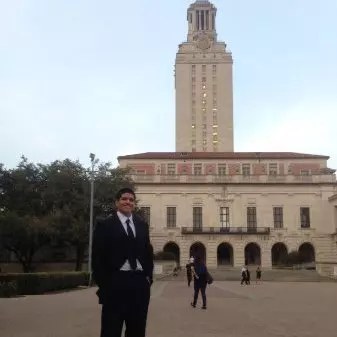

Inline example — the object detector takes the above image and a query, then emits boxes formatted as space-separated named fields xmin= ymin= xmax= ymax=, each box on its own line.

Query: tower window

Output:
xmin=201 ymin=11 xmax=205 ymax=30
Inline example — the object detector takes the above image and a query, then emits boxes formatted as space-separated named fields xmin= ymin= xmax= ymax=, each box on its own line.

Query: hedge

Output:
xmin=0 ymin=271 xmax=89 ymax=297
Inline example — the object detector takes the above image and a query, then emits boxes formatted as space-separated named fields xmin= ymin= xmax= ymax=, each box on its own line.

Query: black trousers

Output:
xmin=100 ymin=272 xmax=151 ymax=337
xmin=187 ymin=274 xmax=192 ymax=287
xmin=193 ymin=283 xmax=206 ymax=307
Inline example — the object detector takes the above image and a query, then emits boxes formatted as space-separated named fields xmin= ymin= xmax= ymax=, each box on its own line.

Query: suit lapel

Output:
xmin=132 ymin=215 xmax=143 ymax=240
xmin=111 ymin=212 xmax=128 ymax=238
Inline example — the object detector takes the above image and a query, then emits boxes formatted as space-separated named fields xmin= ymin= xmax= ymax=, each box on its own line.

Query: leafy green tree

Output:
xmin=0 ymin=212 xmax=51 ymax=272
xmin=45 ymin=159 xmax=135 ymax=270
xmin=0 ymin=157 xmax=52 ymax=272
xmin=0 ymin=156 xmax=135 ymax=272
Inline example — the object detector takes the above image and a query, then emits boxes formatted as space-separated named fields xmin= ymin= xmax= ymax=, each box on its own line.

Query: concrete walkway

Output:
xmin=1 ymin=281 xmax=337 ymax=337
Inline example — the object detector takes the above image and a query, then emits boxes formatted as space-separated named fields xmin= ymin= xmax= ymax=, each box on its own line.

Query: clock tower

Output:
xmin=175 ymin=0 xmax=234 ymax=153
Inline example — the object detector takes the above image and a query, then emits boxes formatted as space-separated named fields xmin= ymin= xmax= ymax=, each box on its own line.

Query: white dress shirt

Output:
xmin=117 ymin=211 xmax=143 ymax=271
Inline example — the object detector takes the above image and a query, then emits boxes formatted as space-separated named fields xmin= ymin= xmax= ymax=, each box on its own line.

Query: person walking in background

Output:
xmin=246 ymin=266 xmax=251 ymax=285
xmin=256 ymin=265 xmax=262 ymax=284
xmin=190 ymin=256 xmax=208 ymax=309
xmin=240 ymin=266 xmax=247 ymax=285
xmin=186 ymin=257 xmax=194 ymax=287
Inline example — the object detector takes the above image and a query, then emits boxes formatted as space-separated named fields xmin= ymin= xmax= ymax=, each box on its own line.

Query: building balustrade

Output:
xmin=131 ymin=174 xmax=336 ymax=184
xmin=181 ymin=226 xmax=270 ymax=235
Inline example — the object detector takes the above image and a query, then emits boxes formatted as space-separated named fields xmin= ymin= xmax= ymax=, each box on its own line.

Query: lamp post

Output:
xmin=88 ymin=153 xmax=96 ymax=286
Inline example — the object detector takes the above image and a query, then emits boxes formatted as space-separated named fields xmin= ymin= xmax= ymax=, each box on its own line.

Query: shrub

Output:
xmin=0 ymin=271 xmax=89 ymax=297
xmin=0 ymin=280 xmax=17 ymax=297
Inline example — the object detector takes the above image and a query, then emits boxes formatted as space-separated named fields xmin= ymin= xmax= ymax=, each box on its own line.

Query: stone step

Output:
xmin=160 ymin=267 xmax=334 ymax=282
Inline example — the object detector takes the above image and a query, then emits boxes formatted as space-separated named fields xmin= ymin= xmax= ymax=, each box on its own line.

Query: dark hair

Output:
xmin=115 ymin=187 xmax=136 ymax=200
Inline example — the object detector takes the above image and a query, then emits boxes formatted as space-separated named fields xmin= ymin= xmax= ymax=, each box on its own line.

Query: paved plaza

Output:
xmin=1 ymin=281 xmax=336 ymax=337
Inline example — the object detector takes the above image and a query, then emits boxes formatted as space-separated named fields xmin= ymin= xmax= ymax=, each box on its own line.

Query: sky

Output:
xmin=0 ymin=0 xmax=336 ymax=170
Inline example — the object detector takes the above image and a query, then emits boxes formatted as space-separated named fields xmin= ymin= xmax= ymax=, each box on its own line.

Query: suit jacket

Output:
xmin=92 ymin=212 xmax=154 ymax=304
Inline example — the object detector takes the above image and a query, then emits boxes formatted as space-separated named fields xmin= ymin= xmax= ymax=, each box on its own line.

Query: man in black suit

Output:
xmin=92 ymin=187 xmax=154 ymax=337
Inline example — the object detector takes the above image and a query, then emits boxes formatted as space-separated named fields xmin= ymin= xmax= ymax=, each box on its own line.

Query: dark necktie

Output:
xmin=126 ymin=218 xmax=137 ymax=270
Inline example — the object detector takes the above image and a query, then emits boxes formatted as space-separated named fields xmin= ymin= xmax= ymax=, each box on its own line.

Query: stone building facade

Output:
xmin=118 ymin=152 xmax=337 ymax=275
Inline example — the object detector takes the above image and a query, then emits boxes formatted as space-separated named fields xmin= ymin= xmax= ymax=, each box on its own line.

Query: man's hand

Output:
xmin=146 ymin=277 xmax=153 ymax=285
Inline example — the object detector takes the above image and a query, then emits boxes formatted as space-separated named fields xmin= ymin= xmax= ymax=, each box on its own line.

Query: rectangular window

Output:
xmin=273 ymin=207 xmax=283 ymax=228
xmin=242 ymin=164 xmax=251 ymax=176
xmin=269 ymin=163 xmax=278 ymax=175
xmin=247 ymin=207 xmax=257 ymax=228
xmin=167 ymin=207 xmax=176 ymax=228
xmin=220 ymin=207 xmax=230 ymax=227
xmin=194 ymin=164 xmax=202 ymax=175
xmin=300 ymin=170 xmax=310 ymax=176
xmin=193 ymin=207 xmax=202 ymax=228
xmin=218 ymin=164 xmax=226 ymax=175
xmin=300 ymin=207 xmax=310 ymax=228
xmin=202 ymin=65 xmax=206 ymax=72
xmin=140 ymin=207 xmax=150 ymax=227
xmin=167 ymin=163 xmax=176 ymax=175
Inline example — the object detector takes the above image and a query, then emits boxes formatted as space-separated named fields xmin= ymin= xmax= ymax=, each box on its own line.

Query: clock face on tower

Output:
xmin=196 ymin=34 xmax=211 ymax=50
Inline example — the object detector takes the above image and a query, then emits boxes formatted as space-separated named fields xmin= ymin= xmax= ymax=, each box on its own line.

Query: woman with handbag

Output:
xmin=190 ymin=256 xmax=209 ymax=309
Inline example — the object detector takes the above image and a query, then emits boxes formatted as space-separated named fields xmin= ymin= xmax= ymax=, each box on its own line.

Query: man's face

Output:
xmin=115 ymin=192 xmax=135 ymax=216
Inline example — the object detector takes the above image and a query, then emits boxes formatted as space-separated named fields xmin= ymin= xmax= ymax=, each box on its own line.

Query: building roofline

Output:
xmin=117 ymin=151 xmax=330 ymax=161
